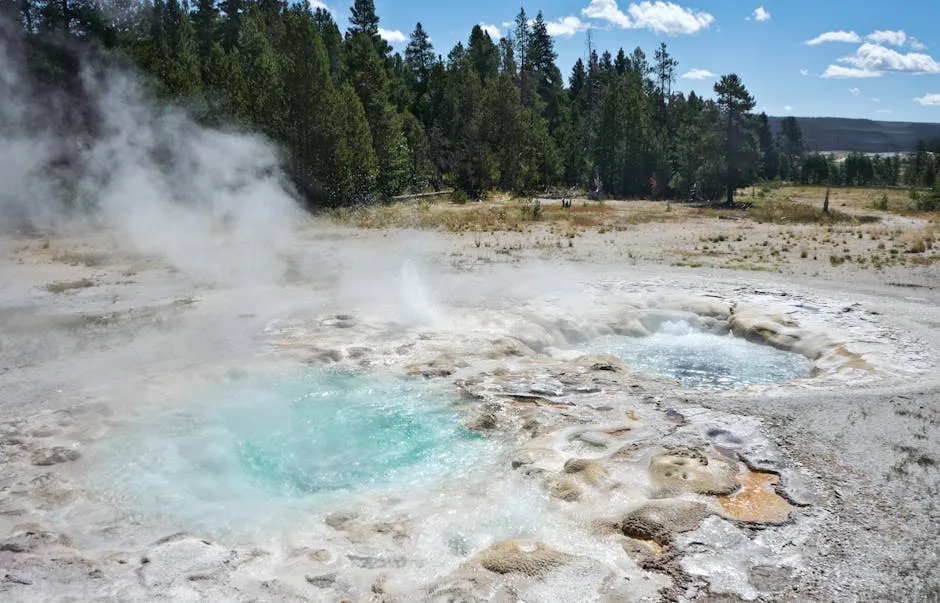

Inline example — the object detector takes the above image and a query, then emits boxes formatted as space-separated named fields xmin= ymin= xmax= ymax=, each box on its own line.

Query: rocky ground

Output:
xmin=0 ymin=196 xmax=938 ymax=602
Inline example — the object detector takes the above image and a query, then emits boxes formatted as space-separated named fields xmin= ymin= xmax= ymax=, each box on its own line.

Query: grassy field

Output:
xmin=327 ymin=194 xmax=691 ymax=233
xmin=327 ymin=185 xmax=937 ymax=232
xmin=321 ymin=185 xmax=939 ymax=274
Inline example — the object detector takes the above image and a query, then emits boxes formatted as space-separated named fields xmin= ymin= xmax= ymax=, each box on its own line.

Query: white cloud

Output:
xmin=583 ymin=0 xmax=633 ymax=28
xmin=378 ymin=28 xmax=407 ymax=44
xmin=910 ymin=38 xmax=928 ymax=51
xmin=849 ymin=87 xmax=861 ymax=95
xmin=867 ymin=30 xmax=906 ymax=47
xmin=821 ymin=65 xmax=881 ymax=79
xmin=870 ymin=97 xmax=880 ymax=103
xmin=308 ymin=0 xmax=333 ymax=13
xmin=800 ymin=68 xmax=809 ymax=76
xmin=876 ymin=109 xmax=893 ymax=114
xmin=582 ymin=0 xmax=713 ymax=36
xmin=784 ymin=105 xmax=793 ymax=113
xmin=751 ymin=7 xmax=770 ymax=22
xmin=479 ymin=23 xmax=502 ymax=39
xmin=915 ymin=93 xmax=940 ymax=106
xmin=681 ymin=68 xmax=716 ymax=80
xmin=628 ymin=1 xmax=714 ymax=35
xmin=806 ymin=30 xmax=861 ymax=45
xmin=840 ymin=43 xmax=940 ymax=74
xmin=545 ymin=16 xmax=591 ymax=37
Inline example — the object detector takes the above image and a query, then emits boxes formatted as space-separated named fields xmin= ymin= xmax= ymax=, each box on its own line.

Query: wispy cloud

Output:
xmin=821 ymin=65 xmax=881 ymax=79
xmin=867 ymin=30 xmax=906 ymax=47
xmin=545 ymin=16 xmax=591 ymax=37
xmin=915 ymin=93 xmax=940 ymax=106
xmin=784 ymin=105 xmax=793 ymax=113
xmin=748 ymin=7 xmax=770 ymax=22
xmin=582 ymin=0 xmax=714 ymax=36
xmin=876 ymin=109 xmax=893 ymax=114
xmin=681 ymin=68 xmax=716 ymax=80
xmin=910 ymin=38 xmax=928 ymax=51
xmin=479 ymin=23 xmax=502 ymax=39
xmin=806 ymin=30 xmax=861 ymax=45
xmin=800 ymin=68 xmax=809 ymax=76
xmin=378 ymin=28 xmax=407 ymax=44
xmin=849 ymin=87 xmax=861 ymax=95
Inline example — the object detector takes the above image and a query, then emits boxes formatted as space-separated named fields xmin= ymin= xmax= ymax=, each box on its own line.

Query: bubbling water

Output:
xmin=587 ymin=321 xmax=811 ymax=388
xmin=87 ymin=370 xmax=495 ymax=532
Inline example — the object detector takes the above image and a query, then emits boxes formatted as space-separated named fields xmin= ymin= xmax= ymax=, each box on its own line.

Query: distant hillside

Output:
xmin=767 ymin=116 xmax=940 ymax=154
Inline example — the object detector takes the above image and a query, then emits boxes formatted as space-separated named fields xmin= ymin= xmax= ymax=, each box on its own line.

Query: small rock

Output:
xmin=31 ymin=447 xmax=81 ymax=466
xmin=305 ymin=573 xmax=337 ymax=588
xmin=528 ymin=381 xmax=564 ymax=397
xmin=549 ymin=478 xmax=582 ymax=501
xmin=4 ymin=573 xmax=32 ymax=585
xmin=465 ymin=412 xmax=497 ymax=432
xmin=325 ymin=511 xmax=359 ymax=530
xmin=347 ymin=553 xmax=407 ymax=569
xmin=477 ymin=540 xmax=571 ymax=577
xmin=664 ymin=409 xmax=686 ymax=424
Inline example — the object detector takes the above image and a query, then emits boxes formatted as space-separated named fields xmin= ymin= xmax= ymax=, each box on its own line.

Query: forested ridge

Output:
xmin=2 ymin=0 xmax=939 ymax=208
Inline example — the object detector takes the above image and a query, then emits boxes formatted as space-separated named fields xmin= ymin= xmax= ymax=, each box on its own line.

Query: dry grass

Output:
xmin=766 ymin=185 xmax=912 ymax=212
xmin=45 ymin=279 xmax=96 ymax=293
xmin=51 ymin=251 xmax=111 ymax=267
xmin=326 ymin=197 xmax=683 ymax=233
xmin=749 ymin=198 xmax=880 ymax=225
xmin=901 ymin=227 xmax=937 ymax=254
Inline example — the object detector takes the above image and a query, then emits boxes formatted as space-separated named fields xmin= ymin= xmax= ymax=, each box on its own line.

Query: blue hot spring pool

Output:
xmin=88 ymin=370 xmax=494 ymax=531
xmin=586 ymin=321 xmax=811 ymax=389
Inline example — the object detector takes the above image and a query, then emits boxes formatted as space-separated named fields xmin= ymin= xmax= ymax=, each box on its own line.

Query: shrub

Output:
xmin=520 ymin=198 xmax=543 ymax=221
xmin=915 ymin=186 xmax=940 ymax=211
xmin=451 ymin=190 xmax=469 ymax=204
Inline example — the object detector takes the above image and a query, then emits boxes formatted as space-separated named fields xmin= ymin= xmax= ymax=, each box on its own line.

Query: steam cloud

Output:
xmin=0 ymin=19 xmax=301 ymax=285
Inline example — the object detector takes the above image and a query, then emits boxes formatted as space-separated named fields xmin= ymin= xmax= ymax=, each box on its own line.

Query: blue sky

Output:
xmin=312 ymin=1 xmax=940 ymax=122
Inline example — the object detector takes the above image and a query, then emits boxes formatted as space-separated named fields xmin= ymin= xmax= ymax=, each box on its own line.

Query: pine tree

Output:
xmin=653 ymin=42 xmax=677 ymax=100
xmin=594 ymin=70 xmax=649 ymax=196
xmin=333 ymin=83 xmax=379 ymax=202
xmin=349 ymin=0 xmax=378 ymax=36
xmin=467 ymin=24 xmax=498 ymax=83
xmin=238 ymin=8 xmax=282 ymax=136
xmin=278 ymin=3 xmax=337 ymax=202
xmin=778 ymin=116 xmax=804 ymax=181
xmin=162 ymin=0 xmax=202 ymax=98
xmin=346 ymin=31 xmax=408 ymax=198
xmin=714 ymin=74 xmax=759 ymax=204
xmin=191 ymin=0 xmax=218 ymax=77
xmin=405 ymin=22 xmax=434 ymax=92
xmin=757 ymin=112 xmax=777 ymax=180
xmin=312 ymin=8 xmax=343 ymax=77
xmin=218 ymin=0 xmax=242 ymax=50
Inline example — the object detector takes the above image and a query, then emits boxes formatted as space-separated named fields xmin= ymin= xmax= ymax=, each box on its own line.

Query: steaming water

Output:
xmin=87 ymin=370 xmax=494 ymax=532
xmin=399 ymin=259 xmax=444 ymax=327
xmin=588 ymin=321 xmax=811 ymax=388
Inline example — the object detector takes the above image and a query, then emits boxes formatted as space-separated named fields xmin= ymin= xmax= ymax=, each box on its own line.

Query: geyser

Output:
xmin=87 ymin=369 xmax=492 ymax=531
xmin=588 ymin=321 xmax=811 ymax=388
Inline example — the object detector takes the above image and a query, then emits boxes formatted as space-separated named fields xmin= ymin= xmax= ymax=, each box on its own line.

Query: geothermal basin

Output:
xmin=0 ymin=231 xmax=938 ymax=602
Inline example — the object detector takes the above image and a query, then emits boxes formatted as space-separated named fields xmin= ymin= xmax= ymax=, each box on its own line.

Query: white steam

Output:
xmin=0 ymin=26 xmax=301 ymax=286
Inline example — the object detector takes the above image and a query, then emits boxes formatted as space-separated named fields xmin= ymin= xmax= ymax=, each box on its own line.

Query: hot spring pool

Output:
xmin=88 ymin=370 xmax=493 ymax=531
xmin=587 ymin=321 xmax=811 ymax=388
